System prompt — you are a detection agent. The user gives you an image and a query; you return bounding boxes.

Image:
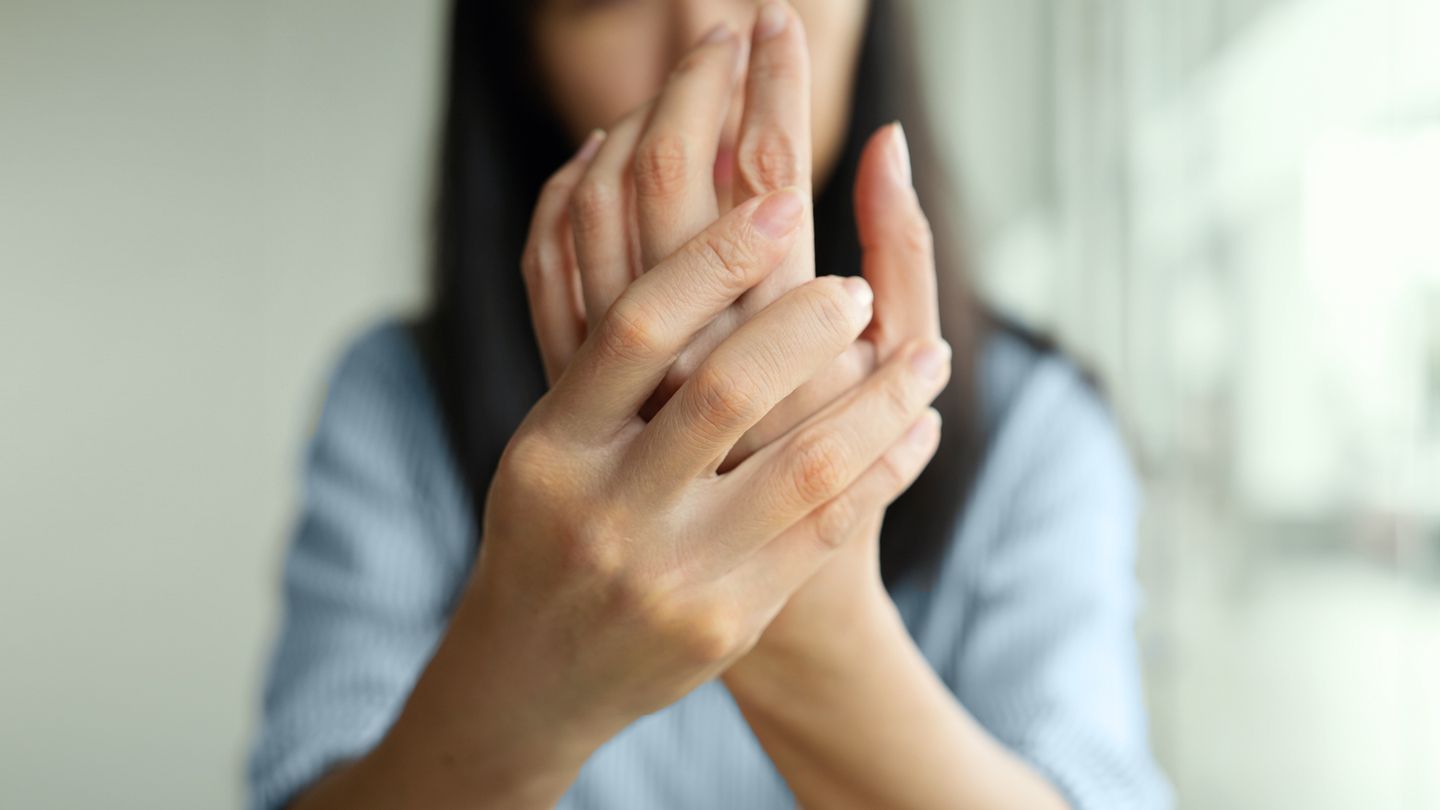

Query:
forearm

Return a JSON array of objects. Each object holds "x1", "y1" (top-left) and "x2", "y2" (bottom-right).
[
  {"x1": 289, "y1": 704, "x2": 584, "y2": 810},
  {"x1": 289, "y1": 584, "x2": 602, "y2": 810},
  {"x1": 288, "y1": 734, "x2": 581, "y2": 810},
  {"x1": 725, "y1": 598, "x2": 1070, "y2": 810}
]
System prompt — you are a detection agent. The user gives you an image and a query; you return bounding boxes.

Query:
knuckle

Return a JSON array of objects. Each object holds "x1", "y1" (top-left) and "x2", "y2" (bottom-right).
[
  {"x1": 689, "y1": 230, "x2": 753, "y2": 289},
  {"x1": 570, "y1": 178, "x2": 618, "y2": 235},
  {"x1": 878, "y1": 443, "x2": 912, "y2": 488},
  {"x1": 633, "y1": 132, "x2": 694, "y2": 199},
  {"x1": 599, "y1": 297, "x2": 665, "y2": 362},
  {"x1": 680, "y1": 610, "x2": 743, "y2": 665},
  {"x1": 879, "y1": 372, "x2": 915, "y2": 418},
  {"x1": 501, "y1": 428, "x2": 560, "y2": 489},
  {"x1": 813, "y1": 492, "x2": 860, "y2": 550},
  {"x1": 562, "y1": 524, "x2": 628, "y2": 583},
  {"x1": 606, "y1": 566, "x2": 665, "y2": 621},
  {"x1": 541, "y1": 501, "x2": 635, "y2": 587},
  {"x1": 751, "y1": 49, "x2": 803, "y2": 84},
  {"x1": 689, "y1": 364, "x2": 761, "y2": 436},
  {"x1": 788, "y1": 428, "x2": 850, "y2": 505},
  {"x1": 737, "y1": 128, "x2": 802, "y2": 192}
]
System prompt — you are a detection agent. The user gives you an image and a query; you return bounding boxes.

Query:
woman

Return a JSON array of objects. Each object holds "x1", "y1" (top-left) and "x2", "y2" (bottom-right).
[{"x1": 250, "y1": 1, "x2": 1170, "y2": 808}]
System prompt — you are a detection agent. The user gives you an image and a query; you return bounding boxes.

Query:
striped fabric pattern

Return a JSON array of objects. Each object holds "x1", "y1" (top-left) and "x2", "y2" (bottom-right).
[{"x1": 248, "y1": 321, "x2": 1173, "y2": 809}]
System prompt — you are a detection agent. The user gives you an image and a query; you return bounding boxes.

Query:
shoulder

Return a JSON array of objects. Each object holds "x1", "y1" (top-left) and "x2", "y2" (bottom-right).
[
  {"x1": 308, "y1": 319, "x2": 463, "y2": 516},
  {"x1": 962, "y1": 324, "x2": 1140, "y2": 571},
  {"x1": 323, "y1": 320, "x2": 429, "y2": 413},
  {"x1": 976, "y1": 324, "x2": 1134, "y2": 496},
  {"x1": 318, "y1": 319, "x2": 438, "y2": 439},
  {"x1": 941, "y1": 329, "x2": 1168, "y2": 809}
]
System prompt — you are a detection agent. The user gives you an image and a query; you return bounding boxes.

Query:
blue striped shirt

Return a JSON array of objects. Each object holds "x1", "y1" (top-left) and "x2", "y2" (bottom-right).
[{"x1": 249, "y1": 321, "x2": 1172, "y2": 809}]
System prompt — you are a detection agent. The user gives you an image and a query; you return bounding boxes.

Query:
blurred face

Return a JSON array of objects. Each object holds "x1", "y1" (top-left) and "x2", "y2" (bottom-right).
[{"x1": 532, "y1": 0, "x2": 869, "y2": 200}]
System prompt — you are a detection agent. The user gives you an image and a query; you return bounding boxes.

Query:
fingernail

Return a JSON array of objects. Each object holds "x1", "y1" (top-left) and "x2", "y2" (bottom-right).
[
  {"x1": 701, "y1": 22, "x2": 735, "y2": 45},
  {"x1": 753, "y1": 187, "x2": 806, "y2": 238},
  {"x1": 756, "y1": 2, "x2": 788, "y2": 40},
  {"x1": 843, "y1": 277, "x2": 873, "y2": 311},
  {"x1": 890, "y1": 122, "x2": 912, "y2": 187},
  {"x1": 576, "y1": 129, "x2": 605, "y2": 163},
  {"x1": 910, "y1": 341, "x2": 950, "y2": 382}
]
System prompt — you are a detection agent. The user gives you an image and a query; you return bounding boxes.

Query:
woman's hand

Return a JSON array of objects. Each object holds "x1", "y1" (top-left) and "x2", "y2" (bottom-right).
[
  {"x1": 347, "y1": 24, "x2": 952, "y2": 810},
  {"x1": 494, "y1": 14, "x2": 948, "y2": 731},
  {"x1": 522, "y1": 2, "x2": 950, "y2": 669},
  {"x1": 483, "y1": 181, "x2": 916, "y2": 743},
  {"x1": 504, "y1": 12, "x2": 1070, "y2": 810},
  {"x1": 725, "y1": 119, "x2": 948, "y2": 676},
  {"x1": 527, "y1": 4, "x2": 880, "y2": 466}
]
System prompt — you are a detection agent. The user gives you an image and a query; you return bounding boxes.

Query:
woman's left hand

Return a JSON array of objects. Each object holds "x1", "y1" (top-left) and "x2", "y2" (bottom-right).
[{"x1": 723, "y1": 121, "x2": 947, "y2": 679}]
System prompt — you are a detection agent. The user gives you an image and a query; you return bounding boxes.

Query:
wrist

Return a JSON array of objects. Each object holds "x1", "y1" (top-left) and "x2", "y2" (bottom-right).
[
  {"x1": 368, "y1": 579, "x2": 613, "y2": 808},
  {"x1": 724, "y1": 585, "x2": 904, "y2": 712},
  {"x1": 371, "y1": 708, "x2": 590, "y2": 810}
]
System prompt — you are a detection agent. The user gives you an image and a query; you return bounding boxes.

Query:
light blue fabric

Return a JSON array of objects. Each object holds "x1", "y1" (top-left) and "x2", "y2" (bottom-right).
[{"x1": 249, "y1": 321, "x2": 1173, "y2": 809}]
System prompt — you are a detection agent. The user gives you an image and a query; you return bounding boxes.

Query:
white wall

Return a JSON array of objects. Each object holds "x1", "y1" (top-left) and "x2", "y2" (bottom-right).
[{"x1": 0, "y1": 2, "x2": 441, "y2": 807}]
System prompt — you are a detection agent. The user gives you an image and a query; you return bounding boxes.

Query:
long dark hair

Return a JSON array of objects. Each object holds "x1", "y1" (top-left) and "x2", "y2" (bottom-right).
[{"x1": 418, "y1": 0, "x2": 987, "y2": 587}]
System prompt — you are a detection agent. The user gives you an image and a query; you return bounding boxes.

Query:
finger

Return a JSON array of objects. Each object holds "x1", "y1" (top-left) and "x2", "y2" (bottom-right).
[
  {"x1": 720, "y1": 339, "x2": 876, "y2": 471},
  {"x1": 652, "y1": 4, "x2": 818, "y2": 407},
  {"x1": 734, "y1": 2, "x2": 813, "y2": 201},
  {"x1": 523, "y1": 130, "x2": 605, "y2": 385},
  {"x1": 855, "y1": 123, "x2": 941, "y2": 358},
  {"x1": 630, "y1": 274, "x2": 874, "y2": 488},
  {"x1": 634, "y1": 23, "x2": 746, "y2": 270},
  {"x1": 546, "y1": 187, "x2": 809, "y2": 437},
  {"x1": 571, "y1": 103, "x2": 652, "y2": 327},
  {"x1": 727, "y1": 1, "x2": 816, "y2": 313},
  {"x1": 714, "y1": 338, "x2": 951, "y2": 546},
  {"x1": 731, "y1": 408, "x2": 942, "y2": 605}
]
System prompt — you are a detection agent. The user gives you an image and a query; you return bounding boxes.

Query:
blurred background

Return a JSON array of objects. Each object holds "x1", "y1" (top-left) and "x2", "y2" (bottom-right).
[{"x1": 2, "y1": 0, "x2": 1437, "y2": 807}]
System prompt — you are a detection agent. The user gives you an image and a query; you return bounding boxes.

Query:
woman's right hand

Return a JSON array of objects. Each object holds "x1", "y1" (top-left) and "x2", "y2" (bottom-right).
[
  {"x1": 369, "y1": 184, "x2": 947, "y2": 807},
  {"x1": 472, "y1": 177, "x2": 893, "y2": 728},
  {"x1": 486, "y1": 167, "x2": 943, "y2": 702}
]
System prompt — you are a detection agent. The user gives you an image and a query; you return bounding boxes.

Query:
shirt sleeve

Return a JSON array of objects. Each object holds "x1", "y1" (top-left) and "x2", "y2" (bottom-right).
[
  {"x1": 951, "y1": 363, "x2": 1173, "y2": 810},
  {"x1": 247, "y1": 324, "x2": 472, "y2": 810}
]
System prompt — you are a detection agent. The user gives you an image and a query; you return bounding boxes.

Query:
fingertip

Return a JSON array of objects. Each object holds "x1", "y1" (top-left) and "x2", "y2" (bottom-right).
[
  {"x1": 904, "y1": 408, "x2": 942, "y2": 452},
  {"x1": 575, "y1": 129, "x2": 606, "y2": 164},
  {"x1": 755, "y1": 1, "x2": 789, "y2": 40},
  {"x1": 925, "y1": 406, "x2": 943, "y2": 436},
  {"x1": 889, "y1": 122, "x2": 913, "y2": 187},
  {"x1": 856, "y1": 124, "x2": 913, "y2": 195},
  {"x1": 908, "y1": 340, "x2": 951, "y2": 384},
  {"x1": 751, "y1": 186, "x2": 808, "y2": 239},
  {"x1": 842, "y1": 276, "x2": 874, "y2": 312}
]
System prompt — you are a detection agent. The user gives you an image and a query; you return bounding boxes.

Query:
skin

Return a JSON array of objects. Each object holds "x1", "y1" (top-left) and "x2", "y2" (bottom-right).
[
  {"x1": 290, "y1": 3, "x2": 1069, "y2": 809},
  {"x1": 531, "y1": 0, "x2": 866, "y2": 210}
]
